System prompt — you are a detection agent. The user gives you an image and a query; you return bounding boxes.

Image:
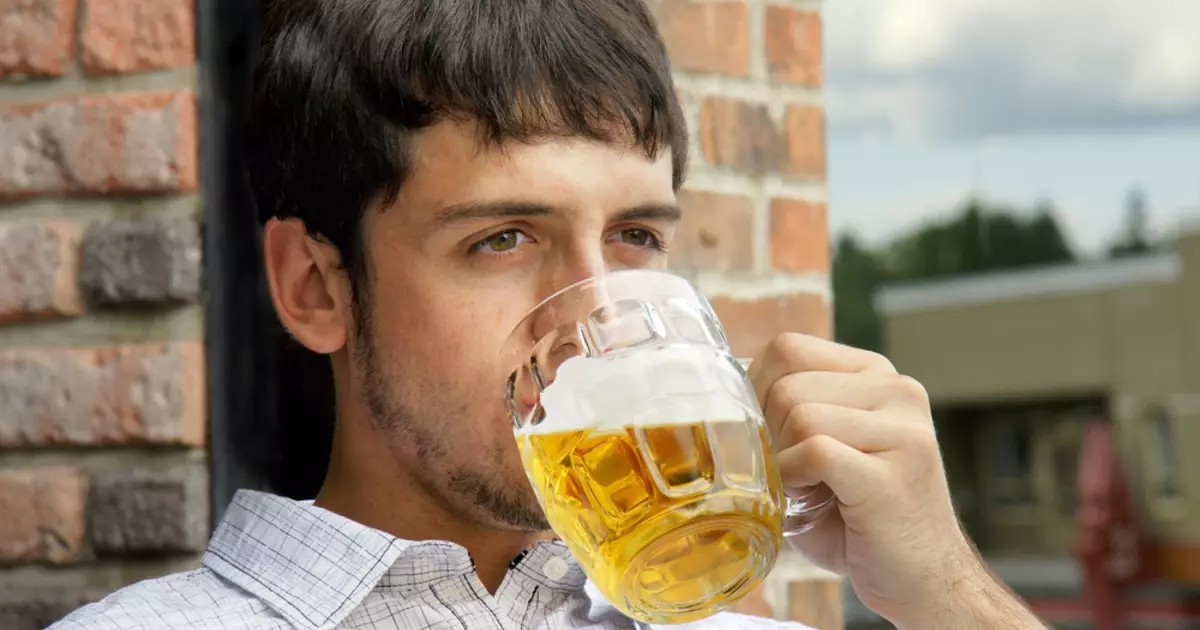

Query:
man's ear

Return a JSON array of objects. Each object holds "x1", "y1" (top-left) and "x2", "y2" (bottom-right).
[{"x1": 262, "y1": 218, "x2": 352, "y2": 355}]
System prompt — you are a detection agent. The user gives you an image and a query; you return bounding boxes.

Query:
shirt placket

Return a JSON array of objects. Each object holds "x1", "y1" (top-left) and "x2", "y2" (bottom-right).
[{"x1": 426, "y1": 576, "x2": 509, "y2": 630}]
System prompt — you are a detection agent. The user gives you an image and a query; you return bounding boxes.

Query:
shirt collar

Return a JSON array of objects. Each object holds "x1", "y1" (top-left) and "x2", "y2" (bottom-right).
[{"x1": 202, "y1": 490, "x2": 587, "y2": 630}]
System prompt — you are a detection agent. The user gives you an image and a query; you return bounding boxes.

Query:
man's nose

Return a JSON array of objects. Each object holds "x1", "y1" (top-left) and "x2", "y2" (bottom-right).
[
  {"x1": 543, "y1": 243, "x2": 609, "y2": 301},
  {"x1": 522, "y1": 244, "x2": 609, "y2": 346}
]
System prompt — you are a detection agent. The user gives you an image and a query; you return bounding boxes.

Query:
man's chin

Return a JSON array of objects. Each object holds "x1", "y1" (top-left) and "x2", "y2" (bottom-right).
[
  {"x1": 447, "y1": 471, "x2": 551, "y2": 531},
  {"x1": 487, "y1": 494, "x2": 552, "y2": 533}
]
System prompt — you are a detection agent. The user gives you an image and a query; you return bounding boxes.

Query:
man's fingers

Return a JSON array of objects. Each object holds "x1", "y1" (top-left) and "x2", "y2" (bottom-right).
[
  {"x1": 760, "y1": 371, "x2": 931, "y2": 442},
  {"x1": 776, "y1": 434, "x2": 886, "y2": 509},
  {"x1": 748, "y1": 333, "x2": 896, "y2": 405},
  {"x1": 774, "y1": 403, "x2": 903, "y2": 454}
]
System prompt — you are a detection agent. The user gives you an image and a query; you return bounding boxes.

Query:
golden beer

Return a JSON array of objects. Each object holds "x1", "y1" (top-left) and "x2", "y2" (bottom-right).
[{"x1": 519, "y1": 418, "x2": 785, "y2": 623}]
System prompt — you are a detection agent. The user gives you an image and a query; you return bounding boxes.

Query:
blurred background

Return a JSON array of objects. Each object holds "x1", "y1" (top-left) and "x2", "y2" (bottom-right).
[
  {"x1": 0, "y1": 1, "x2": 1195, "y2": 629},
  {"x1": 826, "y1": 1, "x2": 1200, "y2": 628}
]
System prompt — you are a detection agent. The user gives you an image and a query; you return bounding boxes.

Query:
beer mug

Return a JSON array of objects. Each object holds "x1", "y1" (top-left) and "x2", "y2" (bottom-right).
[{"x1": 502, "y1": 269, "x2": 835, "y2": 623}]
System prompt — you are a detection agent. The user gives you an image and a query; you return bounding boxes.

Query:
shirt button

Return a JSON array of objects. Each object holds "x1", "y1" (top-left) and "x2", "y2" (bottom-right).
[{"x1": 542, "y1": 556, "x2": 569, "y2": 580}]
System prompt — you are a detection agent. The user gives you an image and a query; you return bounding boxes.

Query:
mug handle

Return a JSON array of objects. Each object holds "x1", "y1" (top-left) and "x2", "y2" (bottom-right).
[{"x1": 736, "y1": 357, "x2": 837, "y2": 536}]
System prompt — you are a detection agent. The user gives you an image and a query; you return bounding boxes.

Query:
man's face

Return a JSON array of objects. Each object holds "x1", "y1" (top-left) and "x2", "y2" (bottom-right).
[{"x1": 352, "y1": 120, "x2": 678, "y2": 530}]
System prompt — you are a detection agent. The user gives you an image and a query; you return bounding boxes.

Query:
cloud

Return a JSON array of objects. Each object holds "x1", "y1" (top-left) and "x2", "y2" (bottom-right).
[{"x1": 826, "y1": 0, "x2": 1200, "y2": 140}]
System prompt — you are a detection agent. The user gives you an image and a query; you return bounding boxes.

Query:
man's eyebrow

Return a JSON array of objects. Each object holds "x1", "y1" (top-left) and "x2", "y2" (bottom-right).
[
  {"x1": 433, "y1": 201, "x2": 556, "y2": 226},
  {"x1": 432, "y1": 200, "x2": 682, "y2": 227},
  {"x1": 612, "y1": 203, "x2": 682, "y2": 223}
]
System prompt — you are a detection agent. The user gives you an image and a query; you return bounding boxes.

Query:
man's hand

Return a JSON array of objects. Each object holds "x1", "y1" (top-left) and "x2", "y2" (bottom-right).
[{"x1": 745, "y1": 333, "x2": 1047, "y2": 630}]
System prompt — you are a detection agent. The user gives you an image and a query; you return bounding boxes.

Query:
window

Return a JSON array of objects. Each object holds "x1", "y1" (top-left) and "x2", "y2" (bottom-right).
[
  {"x1": 991, "y1": 422, "x2": 1035, "y2": 506},
  {"x1": 1145, "y1": 405, "x2": 1180, "y2": 499},
  {"x1": 1052, "y1": 433, "x2": 1081, "y2": 515}
]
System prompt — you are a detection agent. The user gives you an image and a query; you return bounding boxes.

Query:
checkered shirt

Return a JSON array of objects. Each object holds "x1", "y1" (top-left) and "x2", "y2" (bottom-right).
[{"x1": 49, "y1": 490, "x2": 811, "y2": 630}]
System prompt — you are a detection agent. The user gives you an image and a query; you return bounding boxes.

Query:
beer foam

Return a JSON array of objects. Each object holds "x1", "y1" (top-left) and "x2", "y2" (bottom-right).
[{"x1": 532, "y1": 344, "x2": 752, "y2": 434}]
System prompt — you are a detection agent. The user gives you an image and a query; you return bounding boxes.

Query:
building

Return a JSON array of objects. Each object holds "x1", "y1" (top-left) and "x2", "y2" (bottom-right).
[{"x1": 873, "y1": 218, "x2": 1200, "y2": 626}]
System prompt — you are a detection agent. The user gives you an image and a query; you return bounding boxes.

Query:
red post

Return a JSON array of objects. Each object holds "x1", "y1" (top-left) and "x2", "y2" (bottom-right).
[{"x1": 1076, "y1": 420, "x2": 1153, "y2": 630}]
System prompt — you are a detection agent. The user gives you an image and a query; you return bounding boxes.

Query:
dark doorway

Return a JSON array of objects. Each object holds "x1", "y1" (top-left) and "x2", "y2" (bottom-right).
[{"x1": 199, "y1": 0, "x2": 336, "y2": 527}]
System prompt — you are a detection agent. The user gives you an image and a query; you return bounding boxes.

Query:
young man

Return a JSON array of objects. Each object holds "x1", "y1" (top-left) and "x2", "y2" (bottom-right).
[{"x1": 53, "y1": 1, "x2": 1047, "y2": 629}]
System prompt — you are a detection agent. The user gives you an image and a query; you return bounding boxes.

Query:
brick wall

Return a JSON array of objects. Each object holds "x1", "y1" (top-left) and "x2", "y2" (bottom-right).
[
  {"x1": 651, "y1": 0, "x2": 842, "y2": 627},
  {"x1": 0, "y1": 1, "x2": 205, "y2": 628},
  {"x1": 0, "y1": 0, "x2": 838, "y2": 628}
]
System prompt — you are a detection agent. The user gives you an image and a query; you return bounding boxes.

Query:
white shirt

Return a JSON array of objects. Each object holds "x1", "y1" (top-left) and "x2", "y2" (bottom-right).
[{"x1": 50, "y1": 490, "x2": 810, "y2": 630}]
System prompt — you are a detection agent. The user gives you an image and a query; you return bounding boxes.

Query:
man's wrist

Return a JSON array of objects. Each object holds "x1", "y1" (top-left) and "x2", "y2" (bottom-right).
[{"x1": 895, "y1": 556, "x2": 1048, "y2": 630}]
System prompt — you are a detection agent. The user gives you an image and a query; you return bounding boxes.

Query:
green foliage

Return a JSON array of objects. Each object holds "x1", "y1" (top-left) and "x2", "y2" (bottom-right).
[
  {"x1": 832, "y1": 197, "x2": 1077, "y2": 354},
  {"x1": 832, "y1": 233, "x2": 887, "y2": 353},
  {"x1": 1107, "y1": 187, "x2": 1155, "y2": 258}
]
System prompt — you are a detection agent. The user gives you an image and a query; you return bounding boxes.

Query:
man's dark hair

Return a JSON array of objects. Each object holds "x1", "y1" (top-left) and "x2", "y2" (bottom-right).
[
  {"x1": 245, "y1": 0, "x2": 687, "y2": 498},
  {"x1": 245, "y1": 0, "x2": 688, "y2": 306}
]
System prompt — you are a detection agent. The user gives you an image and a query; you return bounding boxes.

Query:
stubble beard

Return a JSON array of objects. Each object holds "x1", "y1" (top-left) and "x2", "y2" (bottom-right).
[{"x1": 353, "y1": 309, "x2": 551, "y2": 532}]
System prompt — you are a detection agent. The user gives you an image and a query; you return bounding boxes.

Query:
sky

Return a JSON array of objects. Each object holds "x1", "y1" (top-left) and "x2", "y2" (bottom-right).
[{"x1": 824, "y1": 0, "x2": 1200, "y2": 256}]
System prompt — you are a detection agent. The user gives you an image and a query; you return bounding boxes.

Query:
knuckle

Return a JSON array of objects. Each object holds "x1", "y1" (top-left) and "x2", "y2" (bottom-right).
[
  {"x1": 917, "y1": 425, "x2": 941, "y2": 454},
  {"x1": 898, "y1": 424, "x2": 939, "y2": 456},
  {"x1": 889, "y1": 374, "x2": 929, "y2": 407},
  {"x1": 765, "y1": 375, "x2": 800, "y2": 416},
  {"x1": 867, "y1": 352, "x2": 898, "y2": 374},
  {"x1": 781, "y1": 402, "x2": 820, "y2": 447},
  {"x1": 767, "y1": 332, "x2": 806, "y2": 359},
  {"x1": 801, "y1": 433, "x2": 838, "y2": 468}
]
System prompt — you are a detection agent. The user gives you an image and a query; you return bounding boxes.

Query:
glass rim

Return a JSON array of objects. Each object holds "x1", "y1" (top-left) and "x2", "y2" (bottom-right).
[{"x1": 505, "y1": 269, "x2": 696, "y2": 341}]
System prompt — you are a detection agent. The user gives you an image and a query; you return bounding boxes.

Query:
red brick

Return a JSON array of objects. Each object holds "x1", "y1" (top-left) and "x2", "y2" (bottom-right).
[
  {"x1": 0, "y1": 220, "x2": 83, "y2": 323},
  {"x1": 0, "y1": 343, "x2": 206, "y2": 448},
  {"x1": 783, "y1": 105, "x2": 826, "y2": 179},
  {"x1": 770, "y1": 200, "x2": 828, "y2": 274},
  {"x1": 764, "y1": 7, "x2": 823, "y2": 87},
  {"x1": 0, "y1": 0, "x2": 78, "y2": 78},
  {"x1": 0, "y1": 467, "x2": 87, "y2": 564},
  {"x1": 81, "y1": 0, "x2": 195, "y2": 75},
  {"x1": 672, "y1": 190, "x2": 755, "y2": 271},
  {"x1": 0, "y1": 90, "x2": 198, "y2": 198},
  {"x1": 699, "y1": 98, "x2": 785, "y2": 175},
  {"x1": 712, "y1": 292, "x2": 830, "y2": 357},
  {"x1": 649, "y1": 0, "x2": 750, "y2": 77}
]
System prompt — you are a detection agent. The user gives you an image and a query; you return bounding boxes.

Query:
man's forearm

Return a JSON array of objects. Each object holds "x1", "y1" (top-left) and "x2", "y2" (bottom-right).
[
  {"x1": 935, "y1": 569, "x2": 1049, "y2": 630},
  {"x1": 896, "y1": 551, "x2": 1050, "y2": 630}
]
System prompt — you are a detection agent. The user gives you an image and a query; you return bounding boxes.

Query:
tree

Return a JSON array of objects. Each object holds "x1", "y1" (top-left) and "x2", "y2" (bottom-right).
[
  {"x1": 832, "y1": 198, "x2": 1076, "y2": 354},
  {"x1": 1026, "y1": 202, "x2": 1074, "y2": 265},
  {"x1": 884, "y1": 198, "x2": 1075, "y2": 283},
  {"x1": 832, "y1": 233, "x2": 887, "y2": 353},
  {"x1": 1108, "y1": 187, "x2": 1154, "y2": 258}
]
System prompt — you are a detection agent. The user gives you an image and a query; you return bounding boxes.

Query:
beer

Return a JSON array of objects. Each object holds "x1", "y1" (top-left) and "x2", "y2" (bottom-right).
[{"x1": 518, "y1": 416, "x2": 785, "y2": 623}]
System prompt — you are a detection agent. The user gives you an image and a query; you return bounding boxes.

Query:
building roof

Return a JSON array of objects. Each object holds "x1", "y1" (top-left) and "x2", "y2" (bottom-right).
[{"x1": 875, "y1": 252, "x2": 1182, "y2": 316}]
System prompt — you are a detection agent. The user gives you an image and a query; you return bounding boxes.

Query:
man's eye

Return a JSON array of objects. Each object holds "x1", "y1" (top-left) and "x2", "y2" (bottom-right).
[
  {"x1": 475, "y1": 230, "x2": 525, "y2": 253},
  {"x1": 618, "y1": 228, "x2": 662, "y2": 249}
]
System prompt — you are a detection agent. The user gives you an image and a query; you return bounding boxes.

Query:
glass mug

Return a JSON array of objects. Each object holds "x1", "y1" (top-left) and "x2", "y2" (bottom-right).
[{"x1": 501, "y1": 269, "x2": 835, "y2": 623}]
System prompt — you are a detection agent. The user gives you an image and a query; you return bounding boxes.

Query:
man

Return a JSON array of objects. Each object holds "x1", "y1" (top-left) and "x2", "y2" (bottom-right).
[{"x1": 53, "y1": 0, "x2": 1047, "y2": 629}]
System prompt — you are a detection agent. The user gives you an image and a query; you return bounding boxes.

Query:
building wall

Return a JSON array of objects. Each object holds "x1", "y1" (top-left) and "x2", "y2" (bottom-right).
[
  {"x1": 1134, "y1": 226, "x2": 1200, "y2": 580},
  {"x1": 886, "y1": 292, "x2": 1113, "y2": 402},
  {"x1": 883, "y1": 267, "x2": 1200, "y2": 539},
  {"x1": 0, "y1": 0, "x2": 841, "y2": 628},
  {"x1": 0, "y1": 1, "x2": 205, "y2": 628},
  {"x1": 881, "y1": 227, "x2": 1200, "y2": 582}
]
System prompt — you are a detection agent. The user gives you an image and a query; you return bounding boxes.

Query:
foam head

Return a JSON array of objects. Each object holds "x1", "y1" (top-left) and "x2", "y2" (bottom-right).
[{"x1": 530, "y1": 344, "x2": 753, "y2": 435}]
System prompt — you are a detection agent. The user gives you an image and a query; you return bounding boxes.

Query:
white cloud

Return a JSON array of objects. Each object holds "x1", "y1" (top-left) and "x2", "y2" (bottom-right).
[{"x1": 826, "y1": 0, "x2": 1200, "y2": 139}]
